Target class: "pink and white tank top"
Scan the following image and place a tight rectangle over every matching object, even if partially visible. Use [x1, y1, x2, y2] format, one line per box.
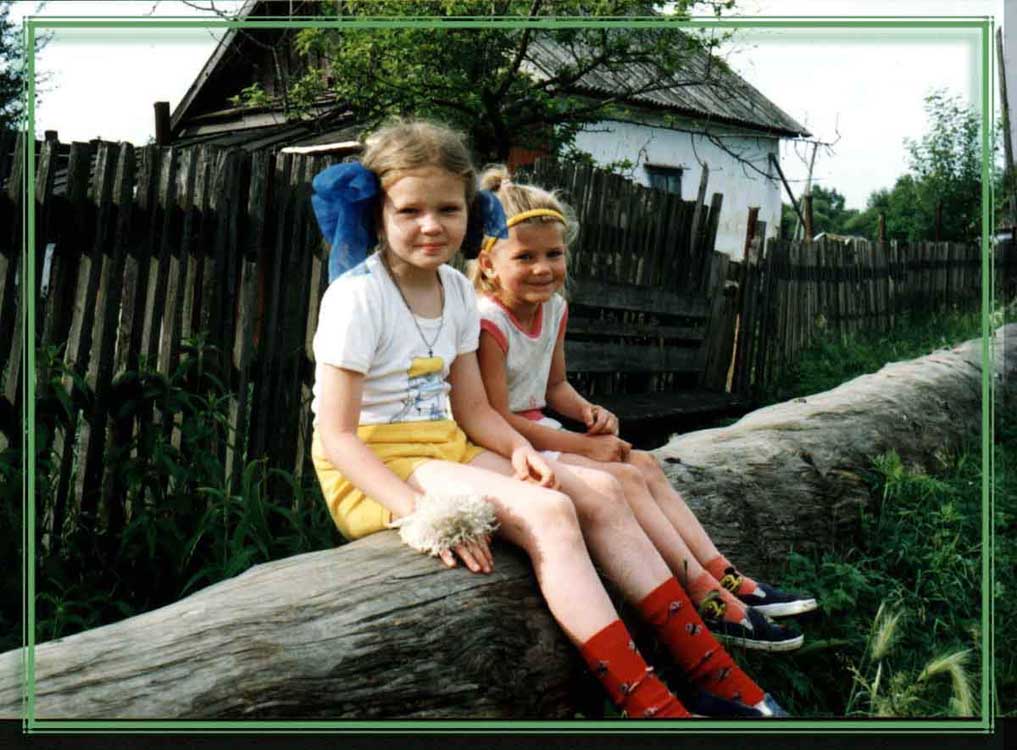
[477, 293, 568, 417]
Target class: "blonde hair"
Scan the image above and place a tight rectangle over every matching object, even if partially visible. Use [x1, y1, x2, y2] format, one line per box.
[470, 165, 578, 296]
[360, 118, 478, 205]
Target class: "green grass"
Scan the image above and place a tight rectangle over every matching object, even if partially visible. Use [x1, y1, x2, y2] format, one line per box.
[732, 440, 989, 717]
[715, 304, 1013, 718]
[760, 308, 984, 406]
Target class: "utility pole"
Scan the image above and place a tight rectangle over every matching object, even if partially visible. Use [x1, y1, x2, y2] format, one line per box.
[795, 141, 819, 241]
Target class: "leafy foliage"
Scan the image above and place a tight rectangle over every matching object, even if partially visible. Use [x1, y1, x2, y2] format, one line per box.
[0, 336, 339, 653]
[724, 306, 1010, 717]
[825, 91, 993, 242]
[241, 0, 738, 161]
[780, 184, 861, 239]
[0, 1, 49, 131]
[0, 0, 25, 130]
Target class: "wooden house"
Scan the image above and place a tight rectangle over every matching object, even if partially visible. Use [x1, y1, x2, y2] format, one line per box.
[169, 0, 809, 259]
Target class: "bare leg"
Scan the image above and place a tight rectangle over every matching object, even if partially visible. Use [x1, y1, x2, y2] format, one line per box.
[627, 450, 723, 566]
[556, 452, 709, 587]
[475, 452, 674, 601]
[406, 455, 615, 644]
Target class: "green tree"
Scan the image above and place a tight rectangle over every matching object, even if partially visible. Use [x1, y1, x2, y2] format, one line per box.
[247, 0, 739, 162]
[0, 1, 48, 132]
[846, 90, 990, 243]
[903, 89, 983, 241]
[0, 0, 24, 130]
[780, 185, 860, 238]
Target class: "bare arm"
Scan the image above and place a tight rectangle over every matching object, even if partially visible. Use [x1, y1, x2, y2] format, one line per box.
[544, 324, 595, 424]
[315, 364, 418, 519]
[545, 325, 620, 438]
[476, 330, 628, 462]
[317, 363, 495, 573]
[476, 330, 595, 455]
[449, 350, 556, 487]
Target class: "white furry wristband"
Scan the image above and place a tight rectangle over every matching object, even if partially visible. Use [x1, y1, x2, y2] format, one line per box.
[388, 493, 499, 557]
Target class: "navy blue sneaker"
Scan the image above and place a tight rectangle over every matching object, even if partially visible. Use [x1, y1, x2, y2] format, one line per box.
[685, 689, 763, 718]
[699, 595, 804, 652]
[753, 693, 790, 717]
[719, 567, 818, 618]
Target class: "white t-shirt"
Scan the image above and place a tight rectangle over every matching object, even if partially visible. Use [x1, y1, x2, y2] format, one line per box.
[477, 293, 568, 416]
[311, 254, 481, 426]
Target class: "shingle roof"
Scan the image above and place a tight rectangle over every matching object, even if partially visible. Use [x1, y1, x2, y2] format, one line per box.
[525, 36, 809, 138]
[172, 2, 809, 142]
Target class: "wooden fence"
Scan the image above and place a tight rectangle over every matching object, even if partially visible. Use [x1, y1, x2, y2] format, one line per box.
[1, 132, 342, 549]
[523, 158, 730, 399]
[732, 236, 996, 397]
[0, 133, 729, 548]
[10, 126, 1004, 547]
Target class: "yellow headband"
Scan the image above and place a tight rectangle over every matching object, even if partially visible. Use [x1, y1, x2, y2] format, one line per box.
[481, 208, 567, 255]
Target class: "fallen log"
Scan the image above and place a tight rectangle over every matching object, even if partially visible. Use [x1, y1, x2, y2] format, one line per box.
[657, 324, 1015, 577]
[1, 326, 1011, 719]
[0, 533, 584, 719]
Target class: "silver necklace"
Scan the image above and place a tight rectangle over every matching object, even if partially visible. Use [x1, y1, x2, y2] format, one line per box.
[381, 254, 445, 357]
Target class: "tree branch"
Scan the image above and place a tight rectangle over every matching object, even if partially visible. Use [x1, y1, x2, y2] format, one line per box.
[493, 0, 541, 102]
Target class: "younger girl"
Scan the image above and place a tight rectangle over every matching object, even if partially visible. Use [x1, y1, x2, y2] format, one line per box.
[472, 167, 816, 651]
[310, 120, 786, 718]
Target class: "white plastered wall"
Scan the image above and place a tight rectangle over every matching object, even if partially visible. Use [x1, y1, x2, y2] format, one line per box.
[573, 118, 785, 261]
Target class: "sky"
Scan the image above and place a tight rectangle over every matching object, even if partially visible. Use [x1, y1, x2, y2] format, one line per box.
[7, 0, 1008, 209]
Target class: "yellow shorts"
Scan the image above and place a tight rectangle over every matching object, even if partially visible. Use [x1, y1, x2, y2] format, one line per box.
[311, 419, 486, 541]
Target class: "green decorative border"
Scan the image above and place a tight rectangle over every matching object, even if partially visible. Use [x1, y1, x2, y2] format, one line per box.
[18, 12, 996, 735]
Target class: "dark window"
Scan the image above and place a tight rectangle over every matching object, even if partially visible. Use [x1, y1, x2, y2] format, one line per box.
[645, 165, 683, 196]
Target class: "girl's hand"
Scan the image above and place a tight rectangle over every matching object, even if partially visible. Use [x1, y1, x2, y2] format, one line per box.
[511, 445, 558, 489]
[438, 535, 494, 574]
[583, 403, 620, 436]
[584, 434, 632, 463]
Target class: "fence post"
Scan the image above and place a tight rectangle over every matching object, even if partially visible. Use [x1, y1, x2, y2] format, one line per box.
[249, 151, 293, 462]
[226, 150, 267, 490]
[74, 141, 122, 524]
[0, 132, 25, 386]
[700, 251, 736, 391]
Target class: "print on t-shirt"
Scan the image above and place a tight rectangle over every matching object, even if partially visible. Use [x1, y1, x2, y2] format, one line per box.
[391, 356, 448, 423]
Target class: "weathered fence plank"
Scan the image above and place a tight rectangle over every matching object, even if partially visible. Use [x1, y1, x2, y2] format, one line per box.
[734, 236, 989, 397]
[74, 141, 121, 523]
[226, 150, 267, 490]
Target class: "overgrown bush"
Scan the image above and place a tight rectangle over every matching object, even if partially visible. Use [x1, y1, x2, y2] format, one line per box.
[731, 441, 987, 717]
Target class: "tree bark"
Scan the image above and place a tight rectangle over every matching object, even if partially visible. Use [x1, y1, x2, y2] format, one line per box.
[0, 533, 584, 719]
[1, 326, 1011, 719]
[656, 325, 1014, 578]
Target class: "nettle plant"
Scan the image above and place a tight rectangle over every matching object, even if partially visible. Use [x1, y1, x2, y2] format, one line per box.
[31, 336, 336, 642]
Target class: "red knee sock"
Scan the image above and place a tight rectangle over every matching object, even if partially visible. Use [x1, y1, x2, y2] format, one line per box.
[636, 578, 765, 706]
[705, 555, 758, 596]
[579, 619, 690, 718]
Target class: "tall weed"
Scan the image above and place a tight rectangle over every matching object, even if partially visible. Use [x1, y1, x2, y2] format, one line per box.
[762, 309, 982, 405]
[26, 336, 338, 645]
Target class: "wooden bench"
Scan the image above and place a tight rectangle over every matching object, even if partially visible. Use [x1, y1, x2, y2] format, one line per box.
[558, 273, 751, 448]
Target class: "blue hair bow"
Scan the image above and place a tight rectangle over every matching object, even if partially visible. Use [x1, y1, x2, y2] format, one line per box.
[463, 190, 508, 260]
[311, 162, 380, 283]
[311, 162, 509, 282]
